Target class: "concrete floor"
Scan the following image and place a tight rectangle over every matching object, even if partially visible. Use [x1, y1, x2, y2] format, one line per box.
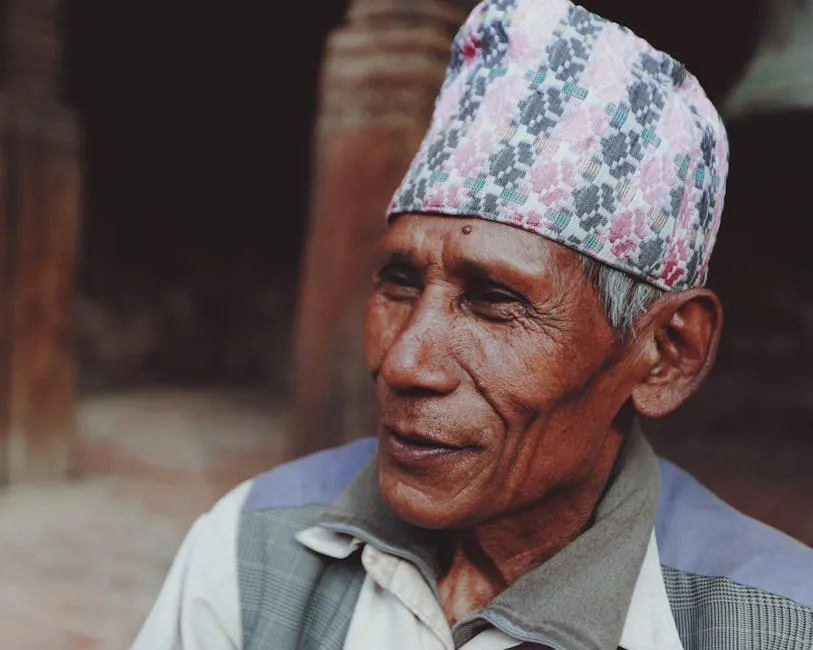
[0, 390, 292, 650]
[0, 387, 810, 650]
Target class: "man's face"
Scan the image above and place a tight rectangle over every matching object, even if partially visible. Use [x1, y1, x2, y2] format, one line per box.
[365, 215, 643, 529]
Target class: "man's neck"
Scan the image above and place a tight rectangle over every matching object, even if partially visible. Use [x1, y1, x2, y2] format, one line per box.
[436, 436, 623, 626]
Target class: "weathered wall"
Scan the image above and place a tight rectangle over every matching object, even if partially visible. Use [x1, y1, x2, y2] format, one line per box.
[0, 0, 81, 483]
[291, 0, 480, 455]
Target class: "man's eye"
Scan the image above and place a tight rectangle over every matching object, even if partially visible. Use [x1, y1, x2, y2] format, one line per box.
[375, 265, 422, 299]
[467, 281, 526, 304]
[383, 270, 417, 286]
[474, 289, 519, 304]
[465, 283, 528, 321]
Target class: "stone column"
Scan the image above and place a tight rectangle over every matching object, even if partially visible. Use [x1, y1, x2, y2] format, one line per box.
[291, 0, 476, 456]
[0, 0, 81, 483]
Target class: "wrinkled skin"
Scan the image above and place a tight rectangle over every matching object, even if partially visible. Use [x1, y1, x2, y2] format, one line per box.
[364, 214, 722, 624]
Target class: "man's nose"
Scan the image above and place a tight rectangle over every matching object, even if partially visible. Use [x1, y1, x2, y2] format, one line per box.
[379, 295, 460, 397]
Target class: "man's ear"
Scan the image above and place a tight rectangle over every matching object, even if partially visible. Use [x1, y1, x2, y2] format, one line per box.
[631, 288, 723, 418]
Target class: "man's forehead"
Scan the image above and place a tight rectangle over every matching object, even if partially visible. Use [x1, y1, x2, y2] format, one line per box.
[379, 214, 577, 280]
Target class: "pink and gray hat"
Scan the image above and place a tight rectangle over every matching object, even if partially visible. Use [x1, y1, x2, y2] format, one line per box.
[387, 0, 729, 292]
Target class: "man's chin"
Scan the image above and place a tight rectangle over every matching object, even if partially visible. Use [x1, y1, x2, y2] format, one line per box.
[378, 464, 476, 530]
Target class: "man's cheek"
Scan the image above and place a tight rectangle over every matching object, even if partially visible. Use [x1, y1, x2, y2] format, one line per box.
[364, 299, 407, 373]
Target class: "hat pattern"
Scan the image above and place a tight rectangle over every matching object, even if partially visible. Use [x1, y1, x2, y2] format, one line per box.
[388, 0, 728, 291]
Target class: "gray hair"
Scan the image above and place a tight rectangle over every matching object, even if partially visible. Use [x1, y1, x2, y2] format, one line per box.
[580, 256, 664, 339]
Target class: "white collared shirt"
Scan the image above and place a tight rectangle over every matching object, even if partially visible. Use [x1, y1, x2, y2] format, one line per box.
[130, 480, 684, 650]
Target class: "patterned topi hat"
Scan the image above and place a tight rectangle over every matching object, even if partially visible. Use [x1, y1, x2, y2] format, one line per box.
[387, 0, 729, 292]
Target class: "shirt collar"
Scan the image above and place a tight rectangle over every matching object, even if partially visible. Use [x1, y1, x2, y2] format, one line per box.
[621, 532, 684, 650]
[297, 526, 684, 650]
[297, 424, 680, 650]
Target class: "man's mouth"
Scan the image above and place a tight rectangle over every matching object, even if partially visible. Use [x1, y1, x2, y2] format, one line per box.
[382, 426, 469, 468]
[386, 427, 459, 449]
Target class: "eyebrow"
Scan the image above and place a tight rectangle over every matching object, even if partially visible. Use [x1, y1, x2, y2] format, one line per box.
[456, 260, 506, 283]
[376, 250, 416, 269]
[455, 259, 547, 303]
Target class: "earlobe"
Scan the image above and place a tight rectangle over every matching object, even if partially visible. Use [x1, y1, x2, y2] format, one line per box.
[631, 288, 723, 418]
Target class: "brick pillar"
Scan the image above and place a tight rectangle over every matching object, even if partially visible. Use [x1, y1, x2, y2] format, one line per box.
[291, 0, 476, 456]
[0, 0, 81, 483]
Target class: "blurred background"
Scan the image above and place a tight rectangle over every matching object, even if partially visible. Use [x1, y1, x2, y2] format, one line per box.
[0, 0, 811, 647]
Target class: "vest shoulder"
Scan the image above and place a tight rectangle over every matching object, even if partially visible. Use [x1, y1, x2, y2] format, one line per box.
[663, 565, 813, 650]
[237, 502, 365, 650]
[657, 458, 813, 608]
[242, 437, 378, 513]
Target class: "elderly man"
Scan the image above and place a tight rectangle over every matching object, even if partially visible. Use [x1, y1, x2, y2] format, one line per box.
[132, 1, 813, 648]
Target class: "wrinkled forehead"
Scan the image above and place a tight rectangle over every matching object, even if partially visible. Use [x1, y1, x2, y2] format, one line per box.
[379, 214, 581, 284]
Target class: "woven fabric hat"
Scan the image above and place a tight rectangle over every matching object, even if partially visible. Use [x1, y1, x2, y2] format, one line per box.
[387, 0, 729, 291]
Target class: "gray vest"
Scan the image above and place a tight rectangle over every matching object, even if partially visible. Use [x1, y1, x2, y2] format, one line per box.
[236, 438, 813, 650]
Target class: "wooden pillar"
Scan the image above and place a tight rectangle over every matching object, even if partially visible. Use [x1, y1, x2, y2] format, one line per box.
[291, 0, 476, 456]
[0, 0, 81, 483]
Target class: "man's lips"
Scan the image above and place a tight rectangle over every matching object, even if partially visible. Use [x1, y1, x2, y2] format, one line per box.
[383, 426, 462, 449]
[381, 426, 477, 469]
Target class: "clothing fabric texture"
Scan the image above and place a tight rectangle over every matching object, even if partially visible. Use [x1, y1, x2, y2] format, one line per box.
[131, 435, 813, 650]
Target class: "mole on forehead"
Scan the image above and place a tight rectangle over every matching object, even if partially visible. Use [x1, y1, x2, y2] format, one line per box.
[462, 225, 473, 235]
